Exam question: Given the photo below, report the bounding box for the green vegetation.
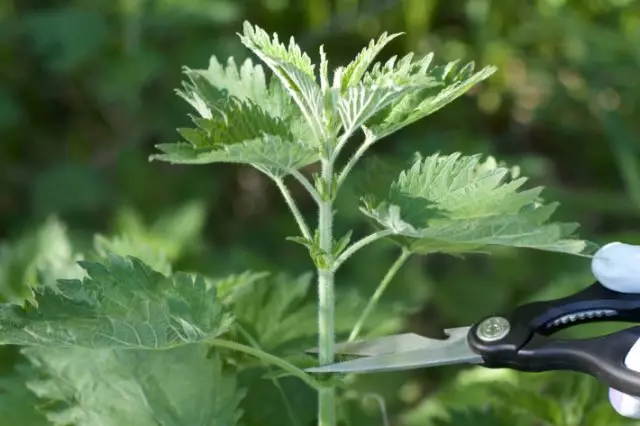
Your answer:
[1,1,639,425]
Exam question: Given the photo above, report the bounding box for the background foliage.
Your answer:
[1,0,640,424]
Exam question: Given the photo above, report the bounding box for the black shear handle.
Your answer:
[468,281,640,397]
[517,327,640,397]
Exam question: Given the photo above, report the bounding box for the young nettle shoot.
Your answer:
[151,22,593,426]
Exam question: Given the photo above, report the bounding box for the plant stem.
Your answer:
[317,159,336,426]
[333,229,394,271]
[348,248,411,342]
[274,177,312,240]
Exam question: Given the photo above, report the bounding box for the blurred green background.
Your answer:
[2,0,640,424]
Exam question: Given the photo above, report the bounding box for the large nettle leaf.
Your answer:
[325,31,496,140]
[361,153,594,255]
[360,55,497,140]
[150,52,319,178]
[24,345,244,426]
[0,254,231,348]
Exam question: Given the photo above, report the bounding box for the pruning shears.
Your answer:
[306,281,640,396]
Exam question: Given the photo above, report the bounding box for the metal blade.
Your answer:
[306,333,440,357]
[305,326,481,374]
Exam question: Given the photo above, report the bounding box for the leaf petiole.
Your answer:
[336,134,377,189]
[208,338,324,390]
[290,169,322,205]
[348,247,411,342]
[332,229,395,271]
[273,177,313,240]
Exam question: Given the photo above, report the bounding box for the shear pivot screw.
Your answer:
[476,316,510,342]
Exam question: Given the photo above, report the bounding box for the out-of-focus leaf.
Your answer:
[95,202,208,274]
[0,255,232,349]
[24,345,244,426]
[0,363,50,426]
[0,217,83,305]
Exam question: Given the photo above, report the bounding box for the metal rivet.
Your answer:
[476,316,510,342]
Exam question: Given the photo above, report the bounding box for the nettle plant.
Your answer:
[0,22,594,426]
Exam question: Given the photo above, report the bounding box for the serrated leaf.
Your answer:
[231,273,316,352]
[361,153,594,255]
[0,254,232,349]
[152,52,318,177]
[330,84,412,134]
[184,96,295,146]
[179,56,270,109]
[362,57,497,139]
[334,32,403,91]
[151,133,318,178]
[238,21,327,141]
[95,202,207,275]
[24,345,244,426]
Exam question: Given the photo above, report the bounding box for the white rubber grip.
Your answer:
[592,242,640,417]
[610,339,640,418]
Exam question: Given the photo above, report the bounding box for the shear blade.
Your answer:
[305,326,482,374]
[306,332,438,357]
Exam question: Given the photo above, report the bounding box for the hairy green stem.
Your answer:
[348,248,411,342]
[317,159,336,426]
[333,229,394,271]
[274,178,312,240]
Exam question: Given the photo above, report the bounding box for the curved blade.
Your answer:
[306,327,481,374]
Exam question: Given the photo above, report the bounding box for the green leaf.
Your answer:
[333,32,403,91]
[151,134,318,178]
[180,97,295,147]
[95,202,208,274]
[0,362,50,426]
[431,408,511,426]
[179,55,309,138]
[330,84,412,135]
[238,21,327,142]
[230,272,316,352]
[332,231,353,257]
[362,57,497,139]
[238,368,316,426]
[24,345,244,426]
[151,52,319,177]
[0,254,232,349]
[361,153,595,256]
[0,217,83,305]
[178,56,270,111]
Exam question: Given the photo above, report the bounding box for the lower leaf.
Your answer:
[24,345,245,426]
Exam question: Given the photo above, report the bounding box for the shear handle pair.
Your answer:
[469,281,640,396]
